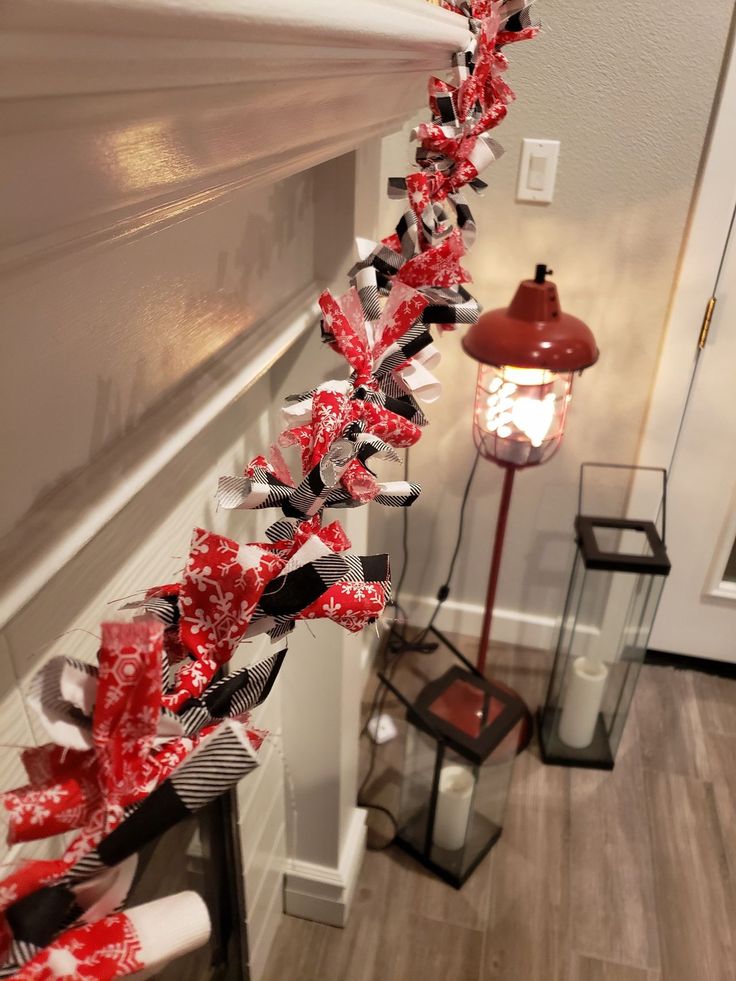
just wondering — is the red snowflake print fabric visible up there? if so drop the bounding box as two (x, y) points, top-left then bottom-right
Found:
(308, 389), (352, 469)
(171, 528), (286, 710)
(372, 282), (429, 360)
(94, 621), (162, 802)
(353, 399), (422, 449)
(319, 281), (428, 384)
(396, 229), (470, 289)
(1, 622), (165, 852)
(299, 583), (387, 634)
(9, 913), (143, 980)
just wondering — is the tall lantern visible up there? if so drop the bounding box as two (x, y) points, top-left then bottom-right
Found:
(382, 666), (526, 888)
(538, 464), (671, 769)
(460, 265), (599, 675)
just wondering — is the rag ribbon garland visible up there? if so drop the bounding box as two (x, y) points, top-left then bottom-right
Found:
(0, 3), (538, 977)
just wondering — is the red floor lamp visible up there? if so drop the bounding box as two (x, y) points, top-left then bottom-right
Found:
(462, 265), (599, 675)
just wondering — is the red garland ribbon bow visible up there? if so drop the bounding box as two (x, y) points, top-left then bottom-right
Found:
(2, 623), (192, 851)
(276, 283), (430, 481)
(0, 1), (540, 974)
(0, 624), (210, 952)
(318, 281), (429, 388)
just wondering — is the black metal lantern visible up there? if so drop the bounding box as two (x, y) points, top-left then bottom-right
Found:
(539, 464), (671, 770)
(383, 665), (526, 888)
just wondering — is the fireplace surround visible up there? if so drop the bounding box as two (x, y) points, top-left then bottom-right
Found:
(0, 3), (470, 975)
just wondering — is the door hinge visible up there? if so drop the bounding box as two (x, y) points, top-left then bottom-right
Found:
(698, 296), (717, 350)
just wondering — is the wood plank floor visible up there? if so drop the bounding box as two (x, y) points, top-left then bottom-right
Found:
(261, 634), (736, 981)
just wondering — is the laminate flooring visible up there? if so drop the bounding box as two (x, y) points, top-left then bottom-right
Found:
(261, 634), (736, 981)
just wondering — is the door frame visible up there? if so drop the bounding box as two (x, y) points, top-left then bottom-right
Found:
(637, 31), (736, 474)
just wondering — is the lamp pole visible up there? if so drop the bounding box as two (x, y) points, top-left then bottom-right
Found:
(462, 265), (599, 677)
(477, 464), (516, 675)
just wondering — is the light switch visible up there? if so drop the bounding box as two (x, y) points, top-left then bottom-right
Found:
(527, 154), (547, 191)
(517, 138), (559, 203)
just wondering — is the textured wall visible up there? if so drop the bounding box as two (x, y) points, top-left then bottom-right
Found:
(370, 0), (736, 631)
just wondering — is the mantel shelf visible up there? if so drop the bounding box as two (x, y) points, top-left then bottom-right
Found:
(0, 0), (468, 271)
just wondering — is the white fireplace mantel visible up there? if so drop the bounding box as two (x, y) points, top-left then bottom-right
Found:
(0, 0), (467, 628)
(0, 0), (469, 271)
(3, 0), (469, 96)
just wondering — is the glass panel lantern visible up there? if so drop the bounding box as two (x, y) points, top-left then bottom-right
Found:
(539, 464), (671, 769)
(392, 666), (526, 888)
(472, 364), (573, 467)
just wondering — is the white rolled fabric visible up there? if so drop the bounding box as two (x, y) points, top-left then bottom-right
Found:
(397, 358), (442, 403)
(126, 891), (211, 979)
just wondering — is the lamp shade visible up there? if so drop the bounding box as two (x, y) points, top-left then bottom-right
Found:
(462, 266), (599, 372)
(464, 266), (598, 467)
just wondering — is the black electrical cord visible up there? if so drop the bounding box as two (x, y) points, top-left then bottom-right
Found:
(392, 451), (412, 603)
(358, 598), (408, 849)
(358, 445), (483, 850)
(413, 443), (482, 645)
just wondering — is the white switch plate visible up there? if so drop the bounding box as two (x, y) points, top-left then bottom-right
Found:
(517, 138), (559, 203)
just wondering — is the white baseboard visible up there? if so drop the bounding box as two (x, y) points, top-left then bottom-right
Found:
(284, 807), (367, 928)
(401, 593), (560, 651)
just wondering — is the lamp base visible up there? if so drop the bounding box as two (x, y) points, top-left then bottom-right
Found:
(537, 707), (615, 770)
(427, 626), (533, 753)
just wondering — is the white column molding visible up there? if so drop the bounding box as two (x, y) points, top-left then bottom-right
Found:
(279, 506), (369, 928)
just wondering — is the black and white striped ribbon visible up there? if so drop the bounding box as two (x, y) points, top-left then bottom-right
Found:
(350, 241), (480, 328)
(352, 265), (383, 322)
(325, 482), (421, 509)
(422, 284), (480, 326)
(27, 656), (97, 751)
(388, 181), (453, 250)
(216, 463), (293, 512)
(246, 550), (391, 640)
(498, 0), (539, 29)
(348, 240), (403, 281)
(177, 650), (286, 736)
(373, 322), (434, 376)
(217, 446), (353, 520)
(218, 421), (407, 518)
(265, 518), (298, 543)
(352, 384), (426, 427)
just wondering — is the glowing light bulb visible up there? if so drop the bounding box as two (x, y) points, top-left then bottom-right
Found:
(497, 424), (512, 437)
(502, 366), (555, 386)
(489, 377), (503, 393)
(511, 393), (556, 447)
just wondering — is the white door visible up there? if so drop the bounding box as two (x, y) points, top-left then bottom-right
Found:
(649, 212), (736, 663)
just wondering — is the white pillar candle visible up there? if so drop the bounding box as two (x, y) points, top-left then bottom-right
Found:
(432, 764), (475, 851)
(558, 655), (609, 749)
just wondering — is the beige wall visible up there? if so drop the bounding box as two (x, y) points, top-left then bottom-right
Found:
(370, 0), (736, 633)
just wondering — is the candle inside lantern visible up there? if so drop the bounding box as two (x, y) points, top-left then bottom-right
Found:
(558, 655), (608, 748)
(432, 764), (475, 851)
